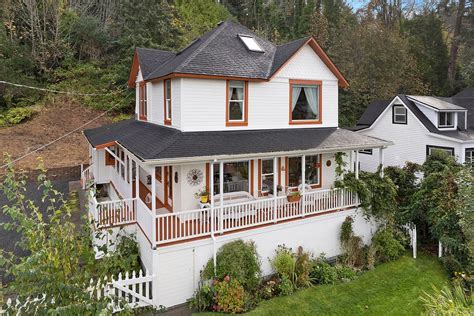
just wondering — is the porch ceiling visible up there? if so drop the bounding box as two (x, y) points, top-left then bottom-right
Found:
(84, 120), (391, 162)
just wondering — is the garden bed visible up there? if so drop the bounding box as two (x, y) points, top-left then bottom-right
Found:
(195, 252), (448, 315)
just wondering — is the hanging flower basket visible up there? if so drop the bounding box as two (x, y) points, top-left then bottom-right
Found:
(286, 191), (301, 203)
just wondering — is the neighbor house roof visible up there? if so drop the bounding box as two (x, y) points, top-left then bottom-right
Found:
(127, 20), (348, 88)
(84, 120), (390, 163)
(407, 95), (467, 111)
(354, 89), (474, 141)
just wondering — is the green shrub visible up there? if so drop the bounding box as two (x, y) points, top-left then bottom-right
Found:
(372, 227), (405, 263)
(340, 216), (353, 244)
(0, 107), (35, 125)
(339, 216), (364, 267)
(366, 244), (377, 270)
(277, 275), (294, 296)
(420, 281), (472, 315)
(270, 245), (296, 286)
(295, 246), (312, 288)
(213, 277), (246, 313)
(202, 240), (261, 292)
(440, 256), (464, 277)
(310, 256), (338, 285)
(335, 265), (358, 281)
(259, 279), (278, 300)
(189, 283), (214, 312)
(97, 231), (141, 276)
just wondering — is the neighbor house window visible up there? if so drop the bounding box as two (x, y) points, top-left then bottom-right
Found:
(426, 145), (455, 157)
(392, 105), (407, 124)
(438, 112), (454, 128)
(260, 159), (274, 195)
(289, 80), (322, 124)
(287, 155), (321, 188)
(465, 148), (474, 166)
(164, 79), (172, 124)
(139, 82), (147, 120)
(213, 161), (249, 194)
(226, 80), (248, 126)
(359, 149), (373, 155)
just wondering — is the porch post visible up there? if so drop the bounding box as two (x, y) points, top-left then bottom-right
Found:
(219, 161), (224, 234)
(355, 151), (359, 179)
(135, 162), (139, 201)
(128, 155), (133, 196)
(209, 161), (216, 276)
(379, 148), (385, 177)
(349, 150), (354, 172)
(273, 157), (278, 223)
(301, 155), (306, 217)
(151, 167), (156, 246)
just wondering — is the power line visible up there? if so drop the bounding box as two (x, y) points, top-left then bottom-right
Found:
(0, 93), (133, 170)
(0, 80), (126, 96)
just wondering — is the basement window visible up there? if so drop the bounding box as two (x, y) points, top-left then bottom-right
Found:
(238, 35), (264, 52)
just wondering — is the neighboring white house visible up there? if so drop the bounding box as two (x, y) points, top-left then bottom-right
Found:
(81, 20), (390, 309)
(354, 89), (474, 171)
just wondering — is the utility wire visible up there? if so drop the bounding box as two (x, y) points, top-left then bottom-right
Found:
(0, 93), (133, 170)
(0, 80), (126, 96)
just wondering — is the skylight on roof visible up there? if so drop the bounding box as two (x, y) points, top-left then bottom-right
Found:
(238, 35), (264, 52)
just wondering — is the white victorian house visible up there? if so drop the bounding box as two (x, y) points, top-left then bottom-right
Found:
(81, 20), (389, 309)
(354, 89), (474, 171)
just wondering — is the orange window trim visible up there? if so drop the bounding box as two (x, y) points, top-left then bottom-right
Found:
(285, 155), (323, 189)
(226, 80), (248, 127)
(205, 163), (210, 193)
(250, 160), (254, 196)
(139, 82), (147, 121)
(289, 79), (322, 125)
(164, 79), (172, 126)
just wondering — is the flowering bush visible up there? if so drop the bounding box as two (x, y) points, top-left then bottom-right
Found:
(213, 276), (245, 313)
(259, 279), (278, 300)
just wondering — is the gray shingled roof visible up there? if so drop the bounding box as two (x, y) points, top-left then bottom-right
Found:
(134, 20), (324, 81)
(84, 120), (390, 162)
(355, 90), (474, 140)
(407, 95), (467, 111)
(135, 48), (175, 78)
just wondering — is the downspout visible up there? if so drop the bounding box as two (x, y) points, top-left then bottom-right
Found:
(210, 160), (217, 276)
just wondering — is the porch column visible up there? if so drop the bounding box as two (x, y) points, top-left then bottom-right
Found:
(135, 162), (140, 201)
(128, 155), (133, 196)
(379, 148), (385, 177)
(355, 151), (359, 179)
(349, 150), (354, 172)
(209, 161), (217, 276)
(301, 155), (306, 217)
(273, 157), (278, 223)
(151, 167), (156, 247)
(219, 161), (224, 234)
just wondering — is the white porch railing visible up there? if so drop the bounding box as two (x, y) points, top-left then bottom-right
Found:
(88, 191), (137, 228)
(81, 164), (94, 190)
(153, 188), (358, 245)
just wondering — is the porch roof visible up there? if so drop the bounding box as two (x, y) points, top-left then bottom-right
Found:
(84, 120), (391, 163)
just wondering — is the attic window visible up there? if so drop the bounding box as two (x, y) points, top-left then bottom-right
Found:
(238, 35), (264, 52)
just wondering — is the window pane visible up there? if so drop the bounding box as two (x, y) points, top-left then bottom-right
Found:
(213, 162), (249, 194)
(394, 106), (406, 115)
(291, 86), (318, 120)
(166, 80), (171, 98)
(229, 101), (243, 120)
(288, 157), (302, 187)
(262, 159), (273, 174)
(305, 155), (320, 185)
(262, 174), (274, 192)
(446, 113), (453, 126)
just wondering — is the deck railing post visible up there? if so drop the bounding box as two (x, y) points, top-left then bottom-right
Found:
(219, 162), (224, 234)
(301, 155), (306, 218)
(273, 157), (278, 223)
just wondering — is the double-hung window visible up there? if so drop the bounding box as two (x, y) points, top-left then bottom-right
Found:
(164, 79), (172, 124)
(260, 159), (274, 195)
(465, 148), (474, 166)
(139, 82), (147, 120)
(392, 105), (407, 124)
(289, 80), (321, 124)
(226, 80), (248, 126)
(426, 145), (455, 157)
(438, 112), (454, 128)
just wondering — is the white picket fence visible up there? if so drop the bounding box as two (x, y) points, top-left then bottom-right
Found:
(3, 270), (155, 314)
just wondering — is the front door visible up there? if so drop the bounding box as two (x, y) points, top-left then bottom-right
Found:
(164, 166), (173, 210)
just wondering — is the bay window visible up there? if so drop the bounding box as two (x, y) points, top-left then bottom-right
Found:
(289, 80), (321, 124)
(226, 80), (248, 126)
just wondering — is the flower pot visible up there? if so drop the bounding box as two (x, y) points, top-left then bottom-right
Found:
(200, 195), (209, 203)
(287, 195), (301, 203)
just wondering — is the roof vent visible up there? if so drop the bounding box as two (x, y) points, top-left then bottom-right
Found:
(238, 34), (264, 52)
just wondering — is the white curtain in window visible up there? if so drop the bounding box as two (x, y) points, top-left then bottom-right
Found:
(304, 86), (318, 116)
(292, 87), (302, 110)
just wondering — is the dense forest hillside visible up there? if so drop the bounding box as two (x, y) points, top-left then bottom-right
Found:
(0, 0), (472, 128)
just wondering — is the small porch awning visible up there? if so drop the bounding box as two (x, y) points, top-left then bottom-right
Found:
(84, 120), (391, 163)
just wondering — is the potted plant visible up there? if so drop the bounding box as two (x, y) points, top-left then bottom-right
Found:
(286, 190), (301, 203)
(194, 187), (209, 203)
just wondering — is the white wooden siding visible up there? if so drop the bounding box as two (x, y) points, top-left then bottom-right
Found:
(142, 44), (339, 132)
(358, 101), (463, 171)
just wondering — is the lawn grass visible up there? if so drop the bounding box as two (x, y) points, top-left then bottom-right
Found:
(195, 252), (448, 316)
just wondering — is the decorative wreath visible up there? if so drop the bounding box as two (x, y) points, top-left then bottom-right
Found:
(187, 168), (203, 186)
